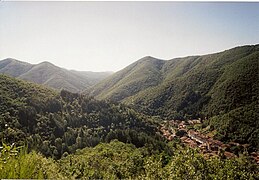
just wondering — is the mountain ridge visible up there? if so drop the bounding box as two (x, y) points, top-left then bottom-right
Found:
(0, 58), (112, 92)
(89, 44), (258, 111)
(88, 44), (259, 148)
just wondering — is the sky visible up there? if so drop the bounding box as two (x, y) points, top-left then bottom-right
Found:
(0, 2), (259, 72)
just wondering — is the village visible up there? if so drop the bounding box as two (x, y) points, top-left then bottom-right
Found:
(160, 119), (259, 164)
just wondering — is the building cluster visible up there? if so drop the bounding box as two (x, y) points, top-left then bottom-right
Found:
(160, 120), (259, 163)
(185, 130), (236, 159)
(251, 152), (259, 164)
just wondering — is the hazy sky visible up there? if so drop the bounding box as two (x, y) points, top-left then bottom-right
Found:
(0, 2), (259, 72)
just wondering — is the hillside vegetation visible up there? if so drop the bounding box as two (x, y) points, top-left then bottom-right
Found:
(1, 141), (258, 179)
(90, 45), (259, 148)
(0, 74), (167, 159)
(0, 58), (112, 92)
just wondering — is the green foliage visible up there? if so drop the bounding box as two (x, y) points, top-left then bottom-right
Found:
(205, 155), (259, 180)
(166, 148), (208, 179)
(207, 103), (259, 149)
(59, 140), (145, 179)
(1, 141), (258, 179)
(0, 74), (164, 159)
(59, 141), (259, 179)
(165, 147), (258, 180)
(58, 141), (259, 179)
(0, 143), (63, 179)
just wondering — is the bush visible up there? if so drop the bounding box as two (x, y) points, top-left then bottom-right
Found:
(0, 143), (63, 179)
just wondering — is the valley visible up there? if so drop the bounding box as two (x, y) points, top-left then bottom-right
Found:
(0, 44), (258, 179)
(1, 1), (259, 178)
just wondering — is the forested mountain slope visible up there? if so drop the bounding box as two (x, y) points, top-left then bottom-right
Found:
(0, 58), (112, 92)
(90, 44), (259, 148)
(0, 74), (166, 159)
(90, 45), (258, 117)
(88, 56), (165, 101)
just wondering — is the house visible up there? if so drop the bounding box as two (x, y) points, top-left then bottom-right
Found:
(187, 119), (201, 125)
(251, 152), (259, 164)
(188, 130), (207, 144)
(224, 151), (236, 159)
(180, 136), (188, 141)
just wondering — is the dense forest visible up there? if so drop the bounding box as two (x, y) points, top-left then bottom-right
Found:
(0, 45), (258, 179)
(0, 74), (168, 159)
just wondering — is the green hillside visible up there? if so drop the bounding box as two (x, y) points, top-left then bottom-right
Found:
(0, 58), (112, 92)
(88, 56), (165, 101)
(90, 45), (259, 148)
(0, 74), (166, 159)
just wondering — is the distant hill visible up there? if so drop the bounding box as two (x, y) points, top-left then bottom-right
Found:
(0, 58), (112, 92)
(89, 45), (259, 147)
